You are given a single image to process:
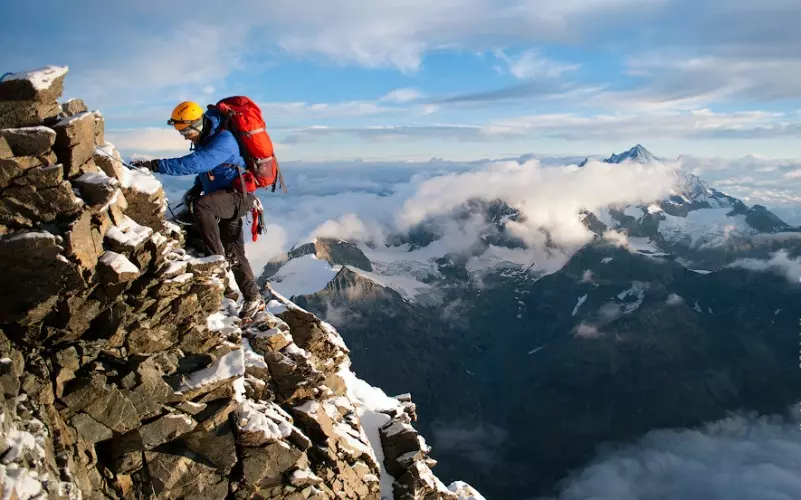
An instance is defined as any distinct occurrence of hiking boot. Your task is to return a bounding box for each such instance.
[240,297,266,321]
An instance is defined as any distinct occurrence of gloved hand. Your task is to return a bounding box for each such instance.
[183,182,202,213]
[130,159,159,172]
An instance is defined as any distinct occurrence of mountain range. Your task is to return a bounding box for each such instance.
[259,145,801,499]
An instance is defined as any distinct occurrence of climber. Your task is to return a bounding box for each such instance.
[130,101,266,320]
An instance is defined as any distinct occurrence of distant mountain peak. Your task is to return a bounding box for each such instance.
[606,144,659,164]
[579,144,658,167]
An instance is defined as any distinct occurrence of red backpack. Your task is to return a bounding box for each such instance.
[211,96,287,194]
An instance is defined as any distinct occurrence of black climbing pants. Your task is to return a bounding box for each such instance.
[192,189,260,301]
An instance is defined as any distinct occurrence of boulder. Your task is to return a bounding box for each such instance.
[93,145,126,181]
[0,179,82,227]
[61,376,140,434]
[55,139,95,178]
[0,231,82,325]
[240,441,304,490]
[120,169,166,231]
[61,99,88,117]
[72,171,118,207]
[176,420,238,474]
[0,66,68,102]
[63,209,101,273]
[138,413,197,450]
[97,251,140,284]
[0,126,56,156]
[145,449,229,499]
[93,112,105,145]
[70,413,113,444]
[0,99,62,128]
[0,136,11,159]
[52,112,95,149]
[17,164,63,190]
[0,154,55,189]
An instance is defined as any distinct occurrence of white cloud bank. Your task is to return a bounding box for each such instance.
[549,411,801,500]
[727,251,801,284]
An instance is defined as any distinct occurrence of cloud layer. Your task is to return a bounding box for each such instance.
[550,411,801,500]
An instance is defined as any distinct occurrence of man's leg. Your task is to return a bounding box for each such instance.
[193,190,239,256]
[219,216,260,302]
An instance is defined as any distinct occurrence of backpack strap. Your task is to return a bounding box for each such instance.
[274,158,288,193]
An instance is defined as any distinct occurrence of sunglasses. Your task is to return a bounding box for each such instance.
[167,118,196,126]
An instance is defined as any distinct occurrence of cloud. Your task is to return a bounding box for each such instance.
[106,128,188,155]
[431,420,509,466]
[380,88,424,103]
[574,322,603,339]
[276,109,801,151]
[549,410,801,500]
[494,49,578,80]
[666,293,684,306]
[727,251,801,284]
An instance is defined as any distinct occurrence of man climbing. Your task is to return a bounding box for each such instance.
[131,101,266,320]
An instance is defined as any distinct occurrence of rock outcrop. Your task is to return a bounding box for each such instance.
[0,66,482,499]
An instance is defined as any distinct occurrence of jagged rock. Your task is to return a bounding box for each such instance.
[264,350,322,403]
[61,375,140,434]
[289,468,324,488]
[279,306,349,375]
[0,66,67,102]
[0,153,56,189]
[145,449,229,499]
[380,415,430,478]
[250,326,293,353]
[93,146,126,181]
[0,357,21,398]
[138,413,196,450]
[18,164,63,189]
[63,209,101,274]
[121,169,166,231]
[61,99,88,117]
[0,99,62,128]
[195,398,238,433]
[52,111,95,149]
[97,250,139,284]
[0,231,82,325]
[176,419,238,474]
[56,139,96,178]
[126,324,176,356]
[394,461,457,500]
[70,413,113,444]
[93,112,104,145]
[126,359,181,420]
[0,126,56,156]
[0,180,83,228]
[176,325,220,356]
[0,136,11,158]
[240,441,305,491]
[72,171,118,207]
[0,69,476,500]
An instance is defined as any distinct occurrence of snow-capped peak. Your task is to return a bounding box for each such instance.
[605,144,659,164]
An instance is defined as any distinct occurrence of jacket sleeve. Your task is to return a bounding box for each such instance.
[157,133,239,176]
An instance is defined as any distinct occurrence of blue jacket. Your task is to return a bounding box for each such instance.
[157,108,245,194]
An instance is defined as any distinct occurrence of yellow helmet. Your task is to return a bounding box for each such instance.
[168,101,204,131]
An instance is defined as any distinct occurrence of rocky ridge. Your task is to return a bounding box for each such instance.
[0,66,482,500]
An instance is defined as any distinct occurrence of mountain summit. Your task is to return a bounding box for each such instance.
[606,143,659,163]
[579,144,659,167]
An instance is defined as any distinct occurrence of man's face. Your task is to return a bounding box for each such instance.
[181,129,201,143]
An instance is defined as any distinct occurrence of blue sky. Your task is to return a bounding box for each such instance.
[2,0,801,161]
